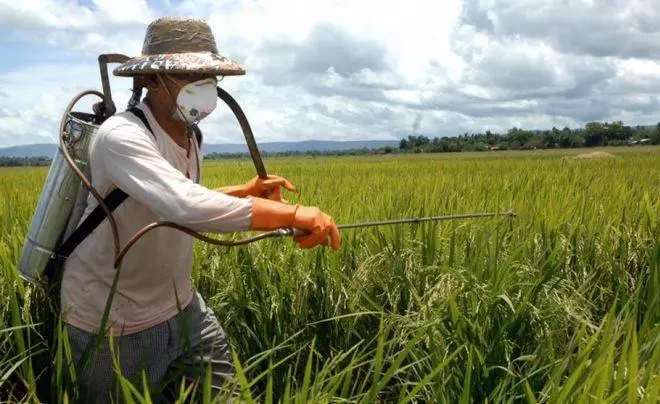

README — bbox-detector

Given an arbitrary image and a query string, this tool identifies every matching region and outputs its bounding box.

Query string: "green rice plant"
[0,147,658,402]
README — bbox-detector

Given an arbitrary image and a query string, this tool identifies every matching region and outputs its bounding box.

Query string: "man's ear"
[143,75,159,90]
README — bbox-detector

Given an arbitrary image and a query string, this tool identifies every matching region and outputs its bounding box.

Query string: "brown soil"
[571,151,617,159]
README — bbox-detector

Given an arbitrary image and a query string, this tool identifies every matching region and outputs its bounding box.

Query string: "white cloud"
[1,0,660,148]
[0,0,153,30]
[0,62,134,146]
[0,0,93,30]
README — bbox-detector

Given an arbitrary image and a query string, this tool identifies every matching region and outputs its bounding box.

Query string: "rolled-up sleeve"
[94,122,253,233]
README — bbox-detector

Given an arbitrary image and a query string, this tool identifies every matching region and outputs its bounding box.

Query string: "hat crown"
[113,16,245,77]
[142,18,219,55]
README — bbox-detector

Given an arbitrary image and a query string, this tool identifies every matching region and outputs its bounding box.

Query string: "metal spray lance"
[45,55,517,271]
[113,86,517,266]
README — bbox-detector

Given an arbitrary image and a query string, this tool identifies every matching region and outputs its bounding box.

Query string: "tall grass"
[1,147,659,402]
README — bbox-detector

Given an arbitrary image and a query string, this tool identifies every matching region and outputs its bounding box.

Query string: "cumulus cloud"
[1,0,660,148]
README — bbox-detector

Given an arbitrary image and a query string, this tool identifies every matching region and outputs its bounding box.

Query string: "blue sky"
[1,0,660,147]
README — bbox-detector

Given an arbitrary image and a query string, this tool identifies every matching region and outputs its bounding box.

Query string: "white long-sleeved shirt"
[60,102,253,335]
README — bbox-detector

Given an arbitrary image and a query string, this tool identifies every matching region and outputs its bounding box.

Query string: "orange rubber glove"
[250,197,341,251]
[217,175,295,203]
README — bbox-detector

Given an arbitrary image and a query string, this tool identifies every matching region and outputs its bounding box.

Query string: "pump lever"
[97,54,131,120]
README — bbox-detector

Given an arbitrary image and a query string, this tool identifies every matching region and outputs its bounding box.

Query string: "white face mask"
[168,77,218,124]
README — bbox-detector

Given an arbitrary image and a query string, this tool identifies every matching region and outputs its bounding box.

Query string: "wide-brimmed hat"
[113,17,245,77]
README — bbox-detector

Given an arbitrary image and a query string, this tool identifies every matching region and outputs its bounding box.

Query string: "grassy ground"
[1,146,659,402]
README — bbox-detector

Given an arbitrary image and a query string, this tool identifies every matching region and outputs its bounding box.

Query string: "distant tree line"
[0,157,51,167]
[203,147,397,160]
[398,121,660,153]
[3,121,659,166]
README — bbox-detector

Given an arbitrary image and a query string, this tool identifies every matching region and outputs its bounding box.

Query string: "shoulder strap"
[45,188,129,283]
[55,188,129,258]
[45,108,159,284]
[127,107,154,136]
[65,107,159,250]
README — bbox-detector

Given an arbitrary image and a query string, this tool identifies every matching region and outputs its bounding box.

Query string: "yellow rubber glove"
[249,197,340,251]
[216,175,296,203]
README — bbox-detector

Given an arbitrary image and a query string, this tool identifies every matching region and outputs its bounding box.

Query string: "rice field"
[1,146,659,403]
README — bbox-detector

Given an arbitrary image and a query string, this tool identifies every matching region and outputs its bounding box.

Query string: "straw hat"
[113,17,245,77]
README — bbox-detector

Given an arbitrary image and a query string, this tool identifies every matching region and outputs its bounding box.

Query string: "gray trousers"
[65,291,238,403]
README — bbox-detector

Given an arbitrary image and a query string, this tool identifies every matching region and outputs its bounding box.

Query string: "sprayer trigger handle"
[292,228,308,237]
[274,228,308,237]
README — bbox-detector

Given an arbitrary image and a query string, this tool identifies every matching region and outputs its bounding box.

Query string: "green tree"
[605,121,631,142]
[506,127,533,148]
[584,122,606,147]
[543,127,560,148]
[653,123,660,145]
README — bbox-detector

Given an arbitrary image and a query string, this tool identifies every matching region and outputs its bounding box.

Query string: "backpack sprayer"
[17,54,517,286]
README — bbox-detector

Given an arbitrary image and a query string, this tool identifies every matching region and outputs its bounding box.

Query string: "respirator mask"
[160,75,218,125]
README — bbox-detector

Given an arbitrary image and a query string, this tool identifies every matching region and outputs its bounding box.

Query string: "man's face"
[153,73,217,111]
[165,74,217,92]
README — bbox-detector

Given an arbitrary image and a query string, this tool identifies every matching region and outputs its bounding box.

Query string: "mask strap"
[157,74,197,133]
[155,74,201,183]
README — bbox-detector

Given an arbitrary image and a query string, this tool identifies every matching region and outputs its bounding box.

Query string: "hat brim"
[113,52,245,77]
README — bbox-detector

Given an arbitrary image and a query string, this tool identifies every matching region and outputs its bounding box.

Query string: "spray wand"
[59,60,517,270]
[59,88,517,268]
[108,88,517,266]
[113,210,516,266]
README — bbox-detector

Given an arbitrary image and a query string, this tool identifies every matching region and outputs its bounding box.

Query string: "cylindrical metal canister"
[18,112,100,284]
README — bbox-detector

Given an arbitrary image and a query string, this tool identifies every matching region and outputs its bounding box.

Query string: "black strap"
[44,108,156,282]
[46,107,205,283]
[56,189,129,258]
[56,108,161,256]
[127,106,154,136]
[44,187,130,283]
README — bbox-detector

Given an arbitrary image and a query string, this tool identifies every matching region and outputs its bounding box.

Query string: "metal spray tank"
[18,55,141,284]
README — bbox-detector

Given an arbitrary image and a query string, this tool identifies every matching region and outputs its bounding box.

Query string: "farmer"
[59,17,340,403]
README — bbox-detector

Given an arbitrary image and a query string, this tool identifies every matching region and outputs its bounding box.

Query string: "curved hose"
[59,90,122,259]
[114,225,289,267]
[60,86,278,271]
[60,87,517,271]
[108,86,296,268]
